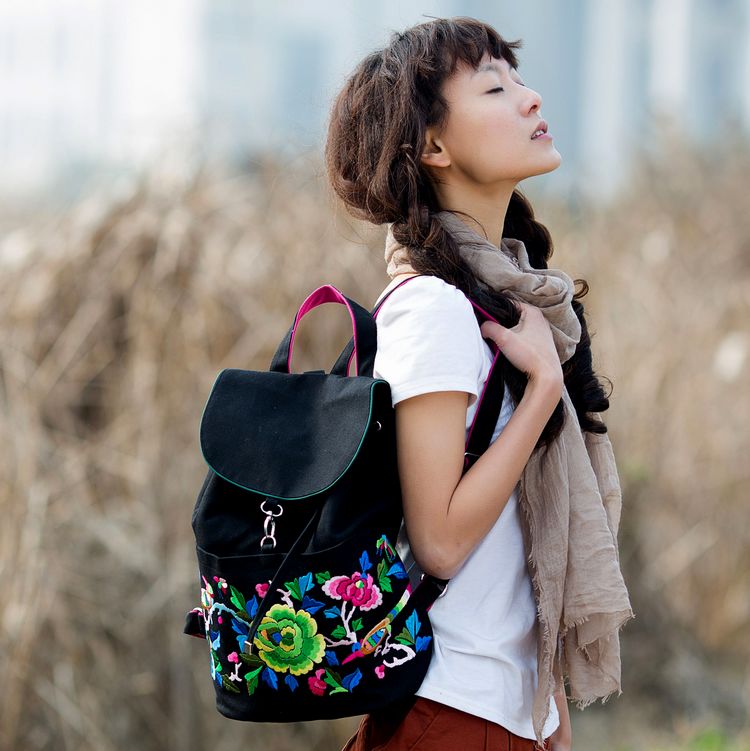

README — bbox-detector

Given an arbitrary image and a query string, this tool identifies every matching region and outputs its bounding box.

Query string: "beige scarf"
[384,209,635,747]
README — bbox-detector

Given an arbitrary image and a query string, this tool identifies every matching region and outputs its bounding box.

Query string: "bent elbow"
[413,544,459,581]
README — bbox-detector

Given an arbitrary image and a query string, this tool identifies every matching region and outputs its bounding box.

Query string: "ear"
[420,126,451,170]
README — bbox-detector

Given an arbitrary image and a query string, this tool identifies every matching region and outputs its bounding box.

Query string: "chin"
[533,151,563,177]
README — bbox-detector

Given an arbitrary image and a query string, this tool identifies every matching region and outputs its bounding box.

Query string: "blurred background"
[1,1,749,750]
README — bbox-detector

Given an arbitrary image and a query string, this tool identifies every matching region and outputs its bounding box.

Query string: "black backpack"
[183,275,505,722]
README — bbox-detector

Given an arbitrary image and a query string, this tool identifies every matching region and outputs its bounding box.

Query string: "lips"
[530,120,548,139]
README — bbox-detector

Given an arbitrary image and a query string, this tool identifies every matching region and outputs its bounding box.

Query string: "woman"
[325,15,631,751]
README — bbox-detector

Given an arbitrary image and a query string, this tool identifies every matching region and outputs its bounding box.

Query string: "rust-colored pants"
[341,696,553,751]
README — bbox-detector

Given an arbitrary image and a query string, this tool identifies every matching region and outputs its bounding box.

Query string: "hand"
[547,685,573,751]
[548,722,572,751]
[480,302,563,387]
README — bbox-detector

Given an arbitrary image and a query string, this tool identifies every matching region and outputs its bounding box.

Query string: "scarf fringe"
[563,608,635,711]
[569,684,623,712]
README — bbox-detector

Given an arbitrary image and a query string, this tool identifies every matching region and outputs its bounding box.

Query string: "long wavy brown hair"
[325,15,612,448]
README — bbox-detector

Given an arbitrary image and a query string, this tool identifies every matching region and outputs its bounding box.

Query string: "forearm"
[439,375,561,578]
[550,684,572,747]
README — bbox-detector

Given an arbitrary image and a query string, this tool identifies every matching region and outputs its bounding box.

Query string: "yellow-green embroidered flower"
[252,603,326,676]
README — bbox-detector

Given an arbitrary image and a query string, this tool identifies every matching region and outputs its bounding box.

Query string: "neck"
[432,179,517,249]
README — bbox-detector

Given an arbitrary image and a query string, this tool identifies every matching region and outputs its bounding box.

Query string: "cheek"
[448,107,524,173]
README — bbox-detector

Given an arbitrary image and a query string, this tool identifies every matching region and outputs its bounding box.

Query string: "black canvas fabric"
[183,277,505,722]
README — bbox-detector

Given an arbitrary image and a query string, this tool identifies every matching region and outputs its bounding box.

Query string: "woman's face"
[422,54,561,184]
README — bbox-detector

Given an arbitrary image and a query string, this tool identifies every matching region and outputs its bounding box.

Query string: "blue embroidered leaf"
[315,570,332,584]
[323,605,341,619]
[248,595,259,618]
[406,610,421,639]
[325,650,339,666]
[300,596,325,615]
[216,673,223,687]
[261,667,278,689]
[285,674,299,692]
[229,585,246,613]
[359,550,372,573]
[299,572,314,596]
[351,641,360,652]
[236,635,247,651]
[387,562,408,579]
[341,668,363,691]
[416,635,432,652]
[232,619,249,636]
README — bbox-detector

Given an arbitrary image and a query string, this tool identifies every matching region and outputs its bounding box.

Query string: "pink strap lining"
[289,286,361,375]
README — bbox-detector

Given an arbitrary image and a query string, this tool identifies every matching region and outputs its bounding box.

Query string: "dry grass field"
[1,134,748,750]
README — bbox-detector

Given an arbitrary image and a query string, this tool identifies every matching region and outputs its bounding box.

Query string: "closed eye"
[488,87,504,93]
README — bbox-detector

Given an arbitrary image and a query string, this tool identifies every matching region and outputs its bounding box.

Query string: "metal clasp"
[421,572,449,599]
[463,451,480,469]
[259,498,284,550]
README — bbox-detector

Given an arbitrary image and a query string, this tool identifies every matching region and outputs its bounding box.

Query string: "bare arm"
[549,683,573,749]
[395,372,561,579]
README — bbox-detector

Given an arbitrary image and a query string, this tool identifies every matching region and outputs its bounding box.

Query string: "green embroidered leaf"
[323,669,343,689]
[377,560,386,579]
[395,626,415,646]
[315,571,332,584]
[240,652,263,666]
[331,624,347,639]
[244,665,263,696]
[246,672,260,695]
[351,617,363,632]
[379,575,393,593]
[222,678,241,693]
[230,585,246,612]
[330,685,349,694]
[284,579,302,601]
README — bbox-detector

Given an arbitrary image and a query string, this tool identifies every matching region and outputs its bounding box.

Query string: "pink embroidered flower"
[255,581,270,598]
[227,652,239,664]
[322,572,382,610]
[374,665,385,679]
[200,575,214,609]
[308,668,327,696]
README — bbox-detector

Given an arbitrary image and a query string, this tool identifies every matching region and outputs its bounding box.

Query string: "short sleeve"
[373,276,482,407]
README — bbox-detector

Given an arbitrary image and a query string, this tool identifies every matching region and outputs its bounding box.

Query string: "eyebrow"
[472,61,520,78]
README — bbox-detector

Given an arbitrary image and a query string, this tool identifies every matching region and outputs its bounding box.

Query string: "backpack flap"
[199,367,391,500]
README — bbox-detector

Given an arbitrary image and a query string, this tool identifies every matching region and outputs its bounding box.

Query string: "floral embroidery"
[253,603,326,675]
[322,572,383,610]
[195,533,433,697]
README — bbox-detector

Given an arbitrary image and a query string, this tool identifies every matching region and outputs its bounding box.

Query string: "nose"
[525,88,542,114]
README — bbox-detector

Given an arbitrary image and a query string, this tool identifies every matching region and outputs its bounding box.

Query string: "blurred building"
[0,0,748,206]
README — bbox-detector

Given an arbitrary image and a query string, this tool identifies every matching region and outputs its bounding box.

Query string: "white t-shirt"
[372,273,560,741]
